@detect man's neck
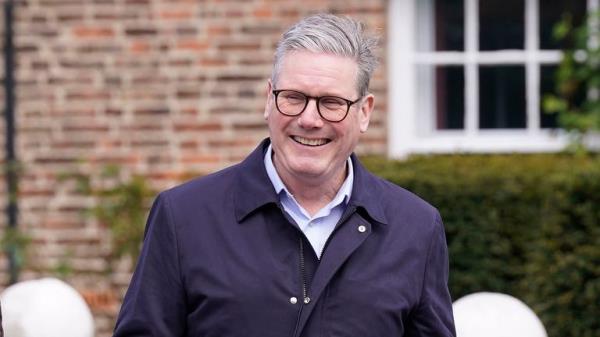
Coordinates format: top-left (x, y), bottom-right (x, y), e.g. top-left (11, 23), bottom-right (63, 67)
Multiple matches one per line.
top-left (279, 165), bottom-right (347, 216)
top-left (270, 148), bottom-right (348, 216)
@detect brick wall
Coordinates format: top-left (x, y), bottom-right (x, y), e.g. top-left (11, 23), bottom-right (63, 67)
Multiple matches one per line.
top-left (1, 0), bottom-right (388, 335)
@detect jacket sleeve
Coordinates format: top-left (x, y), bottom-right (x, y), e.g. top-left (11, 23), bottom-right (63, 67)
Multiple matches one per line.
top-left (405, 211), bottom-right (456, 337)
top-left (113, 192), bottom-right (187, 336)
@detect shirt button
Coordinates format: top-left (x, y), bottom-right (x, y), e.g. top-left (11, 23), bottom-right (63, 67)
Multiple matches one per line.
top-left (290, 297), bottom-right (298, 304)
top-left (304, 297), bottom-right (311, 304)
top-left (358, 225), bottom-right (367, 233)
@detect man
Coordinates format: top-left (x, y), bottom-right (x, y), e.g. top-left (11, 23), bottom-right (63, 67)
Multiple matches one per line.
top-left (114, 13), bottom-right (455, 337)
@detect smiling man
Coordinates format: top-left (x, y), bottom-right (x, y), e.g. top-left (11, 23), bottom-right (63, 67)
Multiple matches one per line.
top-left (114, 13), bottom-right (456, 337)
top-left (265, 50), bottom-right (371, 217)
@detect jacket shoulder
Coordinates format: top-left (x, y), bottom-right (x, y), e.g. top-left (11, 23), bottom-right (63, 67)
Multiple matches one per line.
top-left (363, 170), bottom-right (441, 229)
top-left (379, 175), bottom-right (436, 211)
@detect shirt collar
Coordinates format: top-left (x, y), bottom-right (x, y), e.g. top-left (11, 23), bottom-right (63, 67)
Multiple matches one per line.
top-left (263, 143), bottom-right (353, 208)
top-left (233, 138), bottom-right (387, 226)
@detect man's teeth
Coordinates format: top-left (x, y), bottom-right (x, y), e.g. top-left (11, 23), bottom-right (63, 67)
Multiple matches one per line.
top-left (293, 136), bottom-right (328, 146)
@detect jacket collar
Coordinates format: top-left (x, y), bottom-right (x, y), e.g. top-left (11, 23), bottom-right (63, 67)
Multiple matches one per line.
top-left (347, 153), bottom-right (388, 226)
top-left (233, 139), bottom-right (280, 222)
top-left (234, 138), bottom-right (388, 226)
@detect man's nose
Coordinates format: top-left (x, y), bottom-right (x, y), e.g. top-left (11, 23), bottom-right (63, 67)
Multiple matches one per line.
top-left (297, 98), bottom-right (324, 128)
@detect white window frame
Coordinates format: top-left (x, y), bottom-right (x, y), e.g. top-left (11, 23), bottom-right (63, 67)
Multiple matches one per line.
top-left (388, 0), bottom-right (597, 158)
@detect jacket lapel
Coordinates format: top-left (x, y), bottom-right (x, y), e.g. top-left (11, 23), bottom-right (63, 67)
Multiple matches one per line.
top-left (294, 211), bottom-right (373, 336)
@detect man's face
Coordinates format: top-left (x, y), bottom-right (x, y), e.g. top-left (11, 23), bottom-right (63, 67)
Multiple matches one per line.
top-left (264, 51), bottom-right (374, 184)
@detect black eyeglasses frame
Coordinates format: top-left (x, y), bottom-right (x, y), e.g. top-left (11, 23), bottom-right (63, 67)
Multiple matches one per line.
top-left (272, 89), bottom-right (362, 123)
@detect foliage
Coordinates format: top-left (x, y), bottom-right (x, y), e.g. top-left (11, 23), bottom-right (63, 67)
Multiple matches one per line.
top-left (0, 227), bottom-right (31, 280)
top-left (65, 165), bottom-right (155, 268)
top-left (1, 159), bottom-right (29, 283)
top-left (525, 168), bottom-right (600, 337)
top-left (52, 250), bottom-right (74, 279)
top-left (543, 11), bottom-right (600, 151)
top-left (362, 153), bottom-right (600, 337)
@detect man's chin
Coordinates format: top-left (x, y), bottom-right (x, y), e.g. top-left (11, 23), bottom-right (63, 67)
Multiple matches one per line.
top-left (288, 162), bottom-right (330, 179)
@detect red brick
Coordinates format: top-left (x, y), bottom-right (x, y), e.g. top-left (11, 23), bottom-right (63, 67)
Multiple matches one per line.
top-left (180, 154), bottom-right (221, 164)
top-left (207, 25), bottom-right (232, 35)
top-left (52, 140), bottom-right (97, 148)
top-left (179, 140), bottom-right (198, 148)
top-left (225, 9), bottom-right (244, 18)
top-left (217, 42), bottom-right (261, 51)
top-left (146, 170), bottom-right (187, 181)
top-left (34, 157), bottom-right (80, 164)
top-left (180, 107), bottom-right (199, 116)
top-left (125, 27), bottom-right (158, 36)
top-left (175, 26), bottom-right (198, 36)
top-left (122, 124), bottom-right (164, 131)
top-left (176, 89), bottom-right (203, 99)
top-left (58, 13), bottom-right (85, 22)
top-left (41, 219), bottom-right (85, 229)
top-left (253, 7), bottom-right (273, 18)
top-left (173, 122), bottom-right (223, 132)
top-left (80, 289), bottom-right (119, 313)
top-left (133, 108), bottom-right (170, 116)
top-left (129, 41), bottom-right (151, 53)
top-left (160, 9), bottom-right (194, 20)
top-left (208, 138), bottom-right (258, 148)
top-left (73, 26), bottom-right (116, 38)
top-left (62, 124), bottom-right (111, 133)
top-left (176, 39), bottom-right (210, 51)
top-left (199, 57), bottom-right (228, 66)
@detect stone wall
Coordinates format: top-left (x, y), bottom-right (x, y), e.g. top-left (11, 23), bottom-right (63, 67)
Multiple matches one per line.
top-left (0, 0), bottom-right (388, 335)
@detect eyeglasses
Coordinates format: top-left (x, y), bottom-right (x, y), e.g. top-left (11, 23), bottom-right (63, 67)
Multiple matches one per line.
top-left (272, 89), bottom-right (361, 123)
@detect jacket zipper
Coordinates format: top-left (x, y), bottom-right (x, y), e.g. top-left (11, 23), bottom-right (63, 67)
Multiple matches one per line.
top-left (275, 201), bottom-right (311, 306)
top-left (299, 238), bottom-right (310, 304)
top-left (292, 237), bottom-right (309, 337)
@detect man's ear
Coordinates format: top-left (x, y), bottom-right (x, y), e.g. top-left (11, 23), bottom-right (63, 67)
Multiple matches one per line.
top-left (359, 93), bottom-right (374, 133)
top-left (264, 80), bottom-right (274, 120)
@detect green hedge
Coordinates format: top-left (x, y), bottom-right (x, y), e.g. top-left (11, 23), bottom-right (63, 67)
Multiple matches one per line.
top-left (362, 154), bottom-right (600, 337)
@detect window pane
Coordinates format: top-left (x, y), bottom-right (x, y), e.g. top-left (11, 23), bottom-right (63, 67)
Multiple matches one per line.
top-left (540, 1), bottom-right (586, 50)
top-left (416, 65), bottom-right (465, 132)
top-left (479, 66), bottom-right (526, 129)
top-left (436, 0), bottom-right (464, 51)
top-left (416, 0), bottom-right (464, 51)
top-left (540, 65), bottom-right (559, 128)
top-left (436, 66), bottom-right (465, 129)
top-left (479, 0), bottom-right (524, 50)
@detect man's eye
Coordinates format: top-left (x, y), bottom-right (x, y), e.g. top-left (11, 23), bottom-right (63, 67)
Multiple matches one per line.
top-left (321, 97), bottom-right (345, 108)
top-left (283, 93), bottom-right (305, 103)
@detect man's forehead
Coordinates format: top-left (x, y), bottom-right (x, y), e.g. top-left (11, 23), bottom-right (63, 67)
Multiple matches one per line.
top-left (276, 51), bottom-right (359, 87)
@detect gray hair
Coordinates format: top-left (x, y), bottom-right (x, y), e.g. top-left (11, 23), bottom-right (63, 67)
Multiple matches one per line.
top-left (272, 13), bottom-right (379, 97)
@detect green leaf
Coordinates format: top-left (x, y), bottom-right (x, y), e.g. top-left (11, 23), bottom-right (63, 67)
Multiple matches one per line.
top-left (543, 95), bottom-right (568, 113)
top-left (553, 14), bottom-right (572, 41)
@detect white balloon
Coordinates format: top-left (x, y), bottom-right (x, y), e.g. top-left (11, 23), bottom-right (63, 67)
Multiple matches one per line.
top-left (1, 278), bottom-right (94, 337)
top-left (453, 292), bottom-right (547, 337)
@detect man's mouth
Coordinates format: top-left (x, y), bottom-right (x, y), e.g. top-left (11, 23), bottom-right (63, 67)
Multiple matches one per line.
top-left (291, 136), bottom-right (330, 147)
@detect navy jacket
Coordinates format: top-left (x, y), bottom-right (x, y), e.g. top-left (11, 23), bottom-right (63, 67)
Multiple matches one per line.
top-left (113, 139), bottom-right (455, 337)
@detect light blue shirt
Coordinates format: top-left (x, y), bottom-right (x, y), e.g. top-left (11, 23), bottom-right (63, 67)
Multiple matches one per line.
top-left (264, 144), bottom-right (353, 259)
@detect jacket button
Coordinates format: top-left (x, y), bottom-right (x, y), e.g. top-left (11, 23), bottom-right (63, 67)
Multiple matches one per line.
top-left (358, 225), bottom-right (366, 233)
top-left (304, 297), bottom-right (311, 304)
top-left (290, 297), bottom-right (298, 304)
